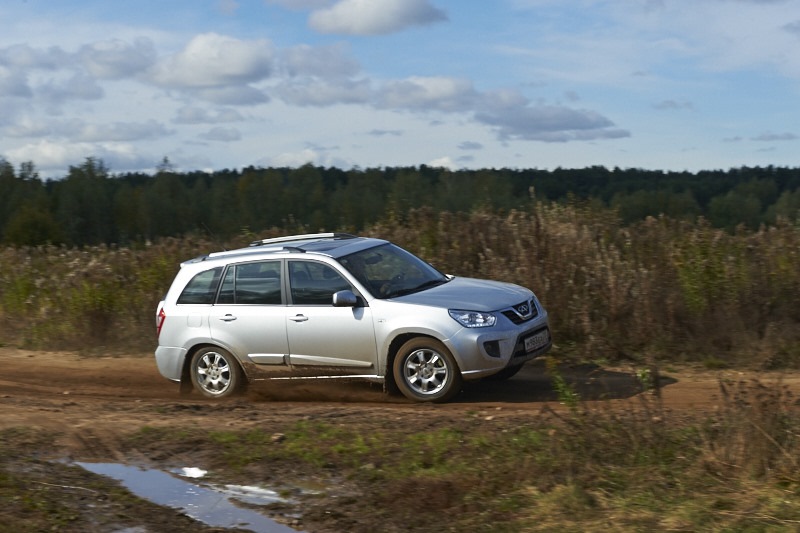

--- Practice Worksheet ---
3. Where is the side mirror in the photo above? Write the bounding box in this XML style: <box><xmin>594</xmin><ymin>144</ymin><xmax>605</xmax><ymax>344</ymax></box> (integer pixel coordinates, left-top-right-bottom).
<box><xmin>332</xmin><ymin>290</ymin><xmax>358</xmax><ymax>307</ymax></box>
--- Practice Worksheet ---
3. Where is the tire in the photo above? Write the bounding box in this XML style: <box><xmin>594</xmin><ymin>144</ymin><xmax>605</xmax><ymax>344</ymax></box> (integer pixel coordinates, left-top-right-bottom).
<box><xmin>190</xmin><ymin>347</ymin><xmax>244</xmax><ymax>399</ymax></box>
<box><xmin>393</xmin><ymin>338</ymin><xmax>462</xmax><ymax>403</ymax></box>
<box><xmin>484</xmin><ymin>363</ymin><xmax>524</xmax><ymax>381</ymax></box>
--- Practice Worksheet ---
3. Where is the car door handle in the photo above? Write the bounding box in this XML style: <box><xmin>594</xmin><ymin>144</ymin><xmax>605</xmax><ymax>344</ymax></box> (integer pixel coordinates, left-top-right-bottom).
<box><xmin>289</xmin><ymin>314</ymin><xmax>308</xmax><ymax>322</ymax></box>
<box><xmin>219</xmin><ymin>314</ymin><xmax>237</xmax><ymax>322</ymax></box>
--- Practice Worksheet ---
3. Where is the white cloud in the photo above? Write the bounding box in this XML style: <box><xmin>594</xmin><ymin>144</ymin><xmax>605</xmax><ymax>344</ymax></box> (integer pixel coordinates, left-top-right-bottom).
<box><xmin>263</xmin><ymin>0</ymin><xmax>332</xmax><ymax>10</ymax></box>
<box><xmin>147</xmin><ymin>33</ymin><xmax>274</xmax><ymax>88</ymax></box>
<box><xmin>272</xmin><ymin>42</ymin><xmax>368</xmax><ymax>106</ymax></box>
<box><xmin>173</xmin><ymin>106</ymin><xmax>244</xmax><ymax>124</ymax></box>
<box><xmin>377</xmin><ymin>76</ymin><xmax>477</xmax><ymax>112</ymax></box>
<box><xmin>192</xmin><ymin>85</ymin><xmax>270</xmax><ymax>105</ymax></box>
<box><xmin>268</xmin><ymin>148</ymin><xmax>319</xmax><ymax>166</ymax></box>
<box><xmin>7</xmin><ymin>117</ymin><xmax>173</xmax><ymax>143</ymax></box>
<box><xmin>7</xmin><ymin>139</ymin><xmax>87</xmax><ymax>168</ymax></box>
<box><xmin>458</xmin><ymin>141</ymin><xmax>483</xmax><ymax>151</ymax></box>
<box><xmin>475</xmin><ymin>104</ymin><xmax>630</xmax><ymax>143</ymax></box>
<box><xmin>3</xmin><ymin>0</ymin><xmax>800</xmax><ymax>176</ymax></box>
<box><xmin>428</xmin><ymin>156</ymin><xmax>457</xmax><ymax>169</ymax></box>
<box><xmin>502</xmin><ymin>0</ymin><xmax>800</xmax><ymax>92</ymax></box>
<box><xmin>620</xmin><ymin>0</ymin><xmax>800</xmax><ymax>78</ymax></box>
<box><xmin>653</xmin><ymin>99</ymin><xmax>694</xmax><ymax>110</ymax></box>
<box><xmin>0</xmin><ymin>43</ymin><xmax>69</xmax><ymax>70</ymax></box>
<box><xmin>218</xmin><ymin>0</ymin><xmax>240</xmax><ymax>15</ymax></box>
<box><xmin>4</xmin><ymin>115</ymin><xmax>51</xmax><ymax>138</ymax></box>
<box><xmin>751</xmin><ymin>132</ymin><xmax>798</xmax><ymax>141</ymax></box>
<box><xmin>0</xmin><ymin>66</ymin><xmax>32</xmax><ymax>98</ymax></box>
<box><xmin>275</xmin><ymin>78</ymin><xmax>370</xmax><ymax>106</ymax></box>
<box><xmin>281</xmin><ymin>43</ymin><xmax>360</xmax><ymax>78</ymax></box>
<box><xmin>79</xmin><ymin>38</ymin><xmax>156</xmax><ymax>79</ymax></box>
<box><xmin>70</xmin><ymin>120</ymin><xmax>173</xmax><ymax>142</ymax></box>
<box><xmin>785</xmin><ymin>20</ymin><xmax>800</xmax><ymax>36</ymax></box>
<box><xmin>368</xmin><ymin>129</ymin><xmax>402</xmax><ymax>137</ymax></box>
<box><xmin>199</xmin><ymin>126</ymin><xmax>242</xmax><ymax>141</ymax></box>
<box><xmin>479</xmin><ymin>88</ymin><xmax>529</xmax><ymax>111</ymax></box>
<box><xmin>308</xmin><ymin>0</ymin><xmax>447</xmax><ymax>35</ymax></box>
<box><xmin>36</xmin><ymin>73</ymin><xmax>104</xmax><ymax>103</ymax></box>
<box><xmin>6</xmin><ymin>139</ymin><xmax>152</xmax><ymax>173</ymax></box>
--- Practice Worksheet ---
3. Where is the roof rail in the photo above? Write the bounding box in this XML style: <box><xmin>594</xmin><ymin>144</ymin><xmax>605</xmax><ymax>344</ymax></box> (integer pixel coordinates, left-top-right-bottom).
<box><xmin>248</xmin><ymin>232</ymin><xmax>357</xmax><ymax>247</ymax></box>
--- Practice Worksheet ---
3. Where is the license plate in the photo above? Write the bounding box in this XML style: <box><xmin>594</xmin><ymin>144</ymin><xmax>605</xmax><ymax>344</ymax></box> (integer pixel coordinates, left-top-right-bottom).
<box><xmin>524</xmin><ymin>329</ymin><xmax>550</xmax><ymax>353</ymax></box>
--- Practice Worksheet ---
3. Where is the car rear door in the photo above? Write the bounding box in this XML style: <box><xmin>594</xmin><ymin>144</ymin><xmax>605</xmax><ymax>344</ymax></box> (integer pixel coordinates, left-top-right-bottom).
<box><xmin>208</xmin><ymin>260</ymin><xmax>290</xmax><ymax>369</ymax></box>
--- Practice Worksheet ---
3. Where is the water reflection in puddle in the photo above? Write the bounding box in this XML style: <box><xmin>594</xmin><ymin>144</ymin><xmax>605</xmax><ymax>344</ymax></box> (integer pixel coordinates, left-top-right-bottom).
<box><xmin>76</xmin><ymin>462</ymin><xmax>299</xmax><ymax>532</ymax></box>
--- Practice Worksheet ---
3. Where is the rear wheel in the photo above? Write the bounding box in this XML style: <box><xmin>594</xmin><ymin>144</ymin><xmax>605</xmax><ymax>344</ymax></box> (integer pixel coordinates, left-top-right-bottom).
<box><xmin>190</xmin><ymin>347</ymin><xmax>244</xmax><ymax>398</ymax></box>
<box><xmin>393</xmin><ymin>338</ymin><xmax>462</xmax><ymax>403</ymax></box>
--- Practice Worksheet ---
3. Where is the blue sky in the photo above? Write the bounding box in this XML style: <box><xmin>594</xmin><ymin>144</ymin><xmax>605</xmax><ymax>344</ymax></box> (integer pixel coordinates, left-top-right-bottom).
<box><xmin>1</xmin><ymin>0</ymin><xmax>799</xmax><ymax>177</ymax></box>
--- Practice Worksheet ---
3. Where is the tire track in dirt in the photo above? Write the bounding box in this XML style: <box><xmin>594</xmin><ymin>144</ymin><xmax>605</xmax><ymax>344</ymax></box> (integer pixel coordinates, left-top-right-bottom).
<box><xmin>4</xmin><ymin>345</ymin><xmax>800</xmax><ymax>462</ymax></box>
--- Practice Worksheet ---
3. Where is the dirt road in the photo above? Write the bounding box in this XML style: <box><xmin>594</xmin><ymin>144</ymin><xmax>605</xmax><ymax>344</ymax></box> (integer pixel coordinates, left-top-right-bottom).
<box><xmin>2</xmin><ymin>347</ymin><xmax>797</xmax><ymax>531</ymax></box>
<box><xmin>2</xmin><ymin>347</ymin><xmax>792</xmax><ymax>453</ymax></box>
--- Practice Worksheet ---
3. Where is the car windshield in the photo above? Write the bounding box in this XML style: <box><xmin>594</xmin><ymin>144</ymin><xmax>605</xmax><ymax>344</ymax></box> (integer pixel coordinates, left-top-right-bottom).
<box><xmin>339</xmin><ymin>243</ymin><xmax>449</xmax><ymax>299</ymax></box>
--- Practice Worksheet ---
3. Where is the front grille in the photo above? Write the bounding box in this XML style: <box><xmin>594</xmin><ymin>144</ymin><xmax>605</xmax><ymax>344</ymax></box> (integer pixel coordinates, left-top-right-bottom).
<box><xmin>501</xmin><ymin>300</ymin><xmax>538</xmax><ymax>325</ymax></box>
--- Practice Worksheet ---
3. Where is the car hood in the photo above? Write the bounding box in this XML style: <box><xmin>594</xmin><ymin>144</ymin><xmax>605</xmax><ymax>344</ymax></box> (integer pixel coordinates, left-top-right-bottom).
<box><xmin>396</xmin><ymin>277</ymin><xmax>532</xmax><ymax>311</ymax></box>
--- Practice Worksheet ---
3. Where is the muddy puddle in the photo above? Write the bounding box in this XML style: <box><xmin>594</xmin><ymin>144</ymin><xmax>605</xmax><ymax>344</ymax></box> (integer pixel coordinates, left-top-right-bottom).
<box><xmin>76</xmin><ymin>462</ymin><xmax>300</xmax><ymax>532</ymax></box>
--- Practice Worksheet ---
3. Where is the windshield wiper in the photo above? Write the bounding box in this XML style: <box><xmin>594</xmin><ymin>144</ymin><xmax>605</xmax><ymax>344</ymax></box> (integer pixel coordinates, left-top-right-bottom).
<box><xmin>390</xmin><ymin>277</ymin><xmax>448</xmax><ymax>298</ymax></box>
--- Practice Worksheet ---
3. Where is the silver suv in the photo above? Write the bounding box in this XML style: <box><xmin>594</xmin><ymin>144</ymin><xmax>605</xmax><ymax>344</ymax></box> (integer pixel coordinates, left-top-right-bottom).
<box><xmin>155</xmin><ymin>233</ymin><xmax>551</xmax><ymax>402</ymax></box>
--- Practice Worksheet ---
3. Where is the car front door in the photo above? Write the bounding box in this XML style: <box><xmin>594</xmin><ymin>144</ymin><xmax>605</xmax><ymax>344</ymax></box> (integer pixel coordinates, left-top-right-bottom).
<box><xmin>285</xmin><ymin>260</ymin><xmax>378</xmax><ymax>374</ymax></box>
<box><xmin>208</xmin><ymin>260</ymin><xmax>290</xmax><ymax>371</ymax></box>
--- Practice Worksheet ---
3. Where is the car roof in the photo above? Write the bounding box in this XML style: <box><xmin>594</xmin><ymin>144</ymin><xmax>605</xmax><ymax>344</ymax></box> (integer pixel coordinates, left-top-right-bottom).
<box><xmin>183</xmin><ymin>233</ymin><xmax>388</xmax><ymax>266</ymax></box>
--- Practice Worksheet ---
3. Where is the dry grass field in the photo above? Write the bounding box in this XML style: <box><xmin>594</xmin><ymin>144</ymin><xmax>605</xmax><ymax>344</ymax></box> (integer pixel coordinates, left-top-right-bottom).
<box><xmin>2</xmin><ymin>205</ymin><xmax>800</xmax><ymax>531</ymax></box>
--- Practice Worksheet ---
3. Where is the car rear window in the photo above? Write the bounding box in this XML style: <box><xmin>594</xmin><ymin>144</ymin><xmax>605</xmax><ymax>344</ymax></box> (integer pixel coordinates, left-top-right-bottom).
<box><xmin>177</xmin><ymin>267</ymin><xmax>223</xmax><ymax>304</ymax></box>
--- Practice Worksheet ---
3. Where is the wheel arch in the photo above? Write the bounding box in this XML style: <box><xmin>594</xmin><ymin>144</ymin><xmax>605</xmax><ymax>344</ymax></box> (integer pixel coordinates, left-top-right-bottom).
<box><xmin>389</xmin><ymin>335</ymin><xmax>463</xmax><ymax>402</ymax></box>
<box><xmin>384</xmin><ymin>332</ymin><xmax>458</xmax><ymax>395</ymax></box>
<box><xmin>180</xmin><ymin>343</ymin><xmax>250</xmax><ymax>393</ymax></box>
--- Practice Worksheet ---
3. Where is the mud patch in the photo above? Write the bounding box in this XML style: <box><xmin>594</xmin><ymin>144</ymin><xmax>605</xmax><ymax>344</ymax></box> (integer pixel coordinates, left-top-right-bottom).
<box><xmin>76</xmin><ymin>462</ymin><xmax>299</xmax><ymax>532</ymax></box>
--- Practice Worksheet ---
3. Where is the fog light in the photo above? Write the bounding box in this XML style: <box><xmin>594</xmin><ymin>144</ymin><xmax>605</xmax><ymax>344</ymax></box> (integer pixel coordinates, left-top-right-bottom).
<box><xmin>483</xmin><ymin>340</ymin><xmax>501</xmax><ymax>358</ymax></box>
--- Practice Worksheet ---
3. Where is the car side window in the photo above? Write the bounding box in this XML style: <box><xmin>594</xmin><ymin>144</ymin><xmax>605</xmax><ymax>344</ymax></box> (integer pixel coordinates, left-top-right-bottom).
<box><xmin>217</xmin><ymin>261</ymin><xmax>282</xmax><ymax>305</ymax></box>
<box><xmin>289</xmin><ymin>261</ymin><xmax>351</xmax><ymax>305</ymax></box>
<box><xmin>176</xmin><ymin>267</ymin><xmax>223</xmax><ymax>304</ymax></box>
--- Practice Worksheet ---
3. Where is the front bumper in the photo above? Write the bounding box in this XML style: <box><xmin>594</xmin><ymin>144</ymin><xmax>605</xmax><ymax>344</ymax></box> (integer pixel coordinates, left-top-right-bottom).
<box><xmin>446</xmin><ymin>313</ymin><xmax>552</xmax><ymax>380</ymax></box>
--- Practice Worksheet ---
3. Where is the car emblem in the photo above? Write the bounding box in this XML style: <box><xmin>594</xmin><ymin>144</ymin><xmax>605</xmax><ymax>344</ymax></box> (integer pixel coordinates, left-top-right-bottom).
<box><xmin>517</xmin><ymin>304</ymin><xmax>529</xmax><ymax>315</ymax></box>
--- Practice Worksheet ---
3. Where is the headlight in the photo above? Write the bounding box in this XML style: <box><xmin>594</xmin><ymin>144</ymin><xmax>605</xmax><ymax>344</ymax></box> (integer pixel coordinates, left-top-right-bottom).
<box><xmin>449</xmin><ymin>309</ymin><xmax>496</xmax><ymax>328</ymax></box>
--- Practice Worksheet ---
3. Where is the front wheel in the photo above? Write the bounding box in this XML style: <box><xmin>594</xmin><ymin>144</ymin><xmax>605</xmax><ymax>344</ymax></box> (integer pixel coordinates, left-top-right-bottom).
<box><xmin>190</xmin><ymin>347</ymin><xmax>244</xmax><ymax>398</ymax></box>
<box><xmin>393</xmin><ymin>338</ymin><xmax>462</xmax><ymax>403</ymax></box>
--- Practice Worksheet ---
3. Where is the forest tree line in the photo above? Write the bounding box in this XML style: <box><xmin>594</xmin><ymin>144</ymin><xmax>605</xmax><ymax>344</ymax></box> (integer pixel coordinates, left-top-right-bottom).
<box><xmin>2</xmin><ymin>157</ymin><xmax>800</xmax><ymax>247</ymax></box>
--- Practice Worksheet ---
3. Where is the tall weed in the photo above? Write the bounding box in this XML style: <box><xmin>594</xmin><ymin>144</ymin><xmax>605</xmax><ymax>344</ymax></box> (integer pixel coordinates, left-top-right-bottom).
<box><xmin>371</xmin><ymin>205</ymin><xmax>800</xmax><ymax>366</ymax></box>
<box><xmin>702</xmin><ymin>378</ymin><xmax>799</xmax><ymax>479</ymax></box>
<box><xmin>1</xmin><ymin>205</ymin><xmax>798</xmax><ymax>365</ymax></box>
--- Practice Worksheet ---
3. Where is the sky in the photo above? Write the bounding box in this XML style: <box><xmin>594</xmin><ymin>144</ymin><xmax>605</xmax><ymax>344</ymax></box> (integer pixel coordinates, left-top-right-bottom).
<box><xmin>1</xmin><ymin>0</ymin><xmax>800</xmax><ymax>178</ymax></box>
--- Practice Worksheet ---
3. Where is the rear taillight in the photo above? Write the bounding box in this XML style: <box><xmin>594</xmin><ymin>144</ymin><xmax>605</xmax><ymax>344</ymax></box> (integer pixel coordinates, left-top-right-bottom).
<box><xmin>156</xmin><ymin>307</ymin><xmax>166</xmax><ymax>338</ymax></box>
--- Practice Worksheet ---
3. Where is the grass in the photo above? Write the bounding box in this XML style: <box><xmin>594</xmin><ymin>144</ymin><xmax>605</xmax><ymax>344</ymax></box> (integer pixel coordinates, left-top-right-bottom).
<box><xmin>2</xmin><ymin>376</ymin><xmax>800</xmax><ymax>531</ymax></box>
<box><xmin>68</xmin><ymin>378</ymin><xmax>789</xmax><ymax>531</ymax></box>
<box><xmin>0</xmin><ymin>428</ymin><xmax>206</xmax><ymax>532</ymax></box>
